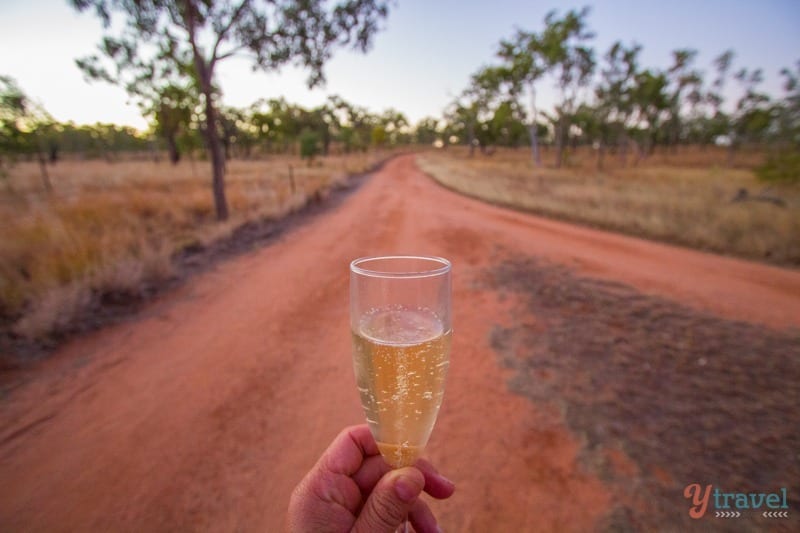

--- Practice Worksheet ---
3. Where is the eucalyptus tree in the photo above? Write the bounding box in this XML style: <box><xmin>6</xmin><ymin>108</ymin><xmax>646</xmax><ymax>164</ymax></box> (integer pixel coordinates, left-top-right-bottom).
<box><xmin>776</xmin><ymin>61</ymin><xmax>800</xmax><ymax>147</ymax></box>
<box><xmin>248</xmin><ymin>98</ymin><xmax>278</xmax><ymax>154</ymax></box>
<box><xmin>728</xmin><ymin>67</ymin><xmax>771</xmax><ymax>163</ymax></box>
<box><xmin>704</xmin><ymin>50</ymin><xmax>735</xmax><ymax>146</ymax></box>
<box><xmin>327</xmin><ymin>96</ymin><xmax>374</xmax><ymax>152</ymax></box>
<box><xmin>758</xmin><ymin>60</ymin><xmax>800</xmax><ymax>182</ymax></box>
<box><xmin>377</xmin><ymin>108</ymin><xmax>409</xmax><ymax>145</ymax></box>
<box><xmin>144</xmin><ymin>83</ymin><xmax>196</xmax><ymax>164</ymax></box>
<box><xmin>664</xmin><ymin>48</ymin><xmax>701</xmax><ymax>152</ymax></box>
<box><xmin>0</xmin><ymin>76</ymin><xmax>54</xmax><ymax>190</ymax></box>
<box><xmin>538</xmin><ymin>7</ymin><xmax>595</xmax><ymax>168</ymax></box>
<box><xmin>72</xmin><ymin>0</ymin><xmax>391</xmax><ymax>220</ymax></box>
<box><xmin>450</xmin><ymin>65</ymin><xmax>507</xmax><ymax>155</ymax></box>
<box><xmin>413</xmin><ymin>117</ymin><xmax>440</xmax><ymax>146</ymax></box>
<box><xmin>0</xmin><ymin>76</ymin><xmax>28</xmax><ymax>171</ymax></box>
<box><xmin>497</xmin><ymin>30</ymin><xmax>548</xmax><ymax>164</ymax></box>
<box><xmin>487</xmin><ymin>99</ymin><xmax>529</xmax><ymax>148</ymax></box>
<box><xmin>309</xmin><ymin>103</ymin><xmax>339</xmax><ymax>155</ymax></box>
<box><xmin>595</xmin><ymin>41</ymin><xmax>641</xmax><ymax>166</ymax></box>
<box><xmin>631</xmin><ymin>68</ymin><xmax>670</xmax><ymax>156</ymax></box>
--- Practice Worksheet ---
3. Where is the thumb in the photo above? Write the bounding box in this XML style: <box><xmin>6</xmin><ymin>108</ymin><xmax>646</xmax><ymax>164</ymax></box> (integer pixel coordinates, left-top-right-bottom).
<box><xmin>352</xmin><ymin>467</ymin><xmax>425</xmax><ymax>533</ymax></box>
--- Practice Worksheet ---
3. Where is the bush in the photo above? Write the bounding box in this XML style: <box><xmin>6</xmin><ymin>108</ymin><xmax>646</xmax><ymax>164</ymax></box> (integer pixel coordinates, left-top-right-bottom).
<box><xmin>756</xmin><ymin>150</ymin><xmax>800</xmax><ymax>183</ymax></box>
<box><xmin>299</xmin><ymin>130</ymin><xmax>320</xmax><ymax>165</ymax></box>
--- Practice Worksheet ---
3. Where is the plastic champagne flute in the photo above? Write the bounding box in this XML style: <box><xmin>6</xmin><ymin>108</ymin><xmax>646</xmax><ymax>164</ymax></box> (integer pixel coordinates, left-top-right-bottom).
<box><xmin>350</xmin><ymin>256</ymin><xmax>452</xmax><ymax>530</ymax></box>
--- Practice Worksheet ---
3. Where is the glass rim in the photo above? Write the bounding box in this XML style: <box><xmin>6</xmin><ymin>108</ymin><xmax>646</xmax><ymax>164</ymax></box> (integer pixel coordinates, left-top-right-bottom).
<box><xmin>350</xmin><ymin>255</ymin><xmax>451</xmax><ymax>279</ymax></box>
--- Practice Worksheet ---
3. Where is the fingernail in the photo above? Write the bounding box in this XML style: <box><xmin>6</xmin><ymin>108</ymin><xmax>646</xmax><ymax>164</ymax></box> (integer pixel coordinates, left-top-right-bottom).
<box><xmin>394</xmin><ymin>475</ymin><xmax>420</xmax><ymax>503</ymax></box>
<box><xmin>435</xmin><ymin>472</ymin><xmax>454</xmax><ymax>489</ymax></box>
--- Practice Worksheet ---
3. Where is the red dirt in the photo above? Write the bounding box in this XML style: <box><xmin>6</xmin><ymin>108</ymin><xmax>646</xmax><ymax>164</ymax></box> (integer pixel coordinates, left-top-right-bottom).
<box><xmin>1</xmin><ymin>154</ymin><xmax>798</xmax><ymax>531</ymax></box>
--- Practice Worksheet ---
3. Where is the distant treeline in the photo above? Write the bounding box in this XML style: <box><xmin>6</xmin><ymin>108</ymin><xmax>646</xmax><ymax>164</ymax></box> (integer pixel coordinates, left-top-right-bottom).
<box><xmin>447</xmin><ymin>7</ymin><xmax>799</xmax><ymax>174</ymax></box>
<box><xmin>2</xmin><ymin>6</ymin><xmax>798</xmax><ymax>185</ymax></box>
<box><xmin>0</xmin><ymin>87</ymin><xmax>422</xmax><ymax>165</ymax></box>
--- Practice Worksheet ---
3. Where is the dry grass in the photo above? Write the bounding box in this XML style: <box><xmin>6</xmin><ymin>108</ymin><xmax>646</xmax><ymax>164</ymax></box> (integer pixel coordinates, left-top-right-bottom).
<box><xmin>417</xmin><ymin>146</ymin><xmax>800</xmax><ymax>266</ymax></box>
<box><xmin>1</xmin><ymin>153</ymin><xmax>383</xmax><ymax>342</ymax></box>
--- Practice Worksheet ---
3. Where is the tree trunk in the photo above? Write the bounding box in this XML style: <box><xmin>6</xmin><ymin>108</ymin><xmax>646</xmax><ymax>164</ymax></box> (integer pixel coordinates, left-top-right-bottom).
<box><xmin>618</xmin><ymin>129</ymin><xmax>628</xmax><ymax>168</ymax></box>
<box><xmin>727</xmin><ymin>142</ymin><xmax>736</xmax><ymax>167</ymax></box>
<box><xmin>288</xmin><ymin>164</ymin><xmax>296</xmax><ymax>196</ymax></box>
<box><xmin>323</xmin><ymin>131</ymin><xmax>331</xmax><ymax>156</ymax></box>
<box><xmin>596</xmin><ymin>141</ymin><xmax>605</xmax><ymax>172</ymax></box>
<box><xmin>166</xmin><ymin>134</ymin><xmax>181</xmax><ymax>165</ymax></box>
<box><xmin>49</xmin><ymin>143</ymin><xmax>59</xmax><ymax>164</ymax></box>
<box><xmin>200</xmin><ymin>77</ymin><xmax>228</xmax><ymax>221</ymax></box>
<box><xmin>35</xmin><ymin>135</ymin><xmax>52</xmax><ymax>193</ymax></box>
<box><xmin>555</xmin><ymin>117</ymin><xmax>564</xmax><ymax>169</ymax></box>
<box><xmin>529</xmin><ymin>84</ymin><xmax>541</xmax><ymax>166</ymax></box>
<box><xmin>468</xmin><ymin>120</ymin><xmax>476</xmax><ymax>157</ymax></box>
<box><xmin>37</xmin><ymin>152</ymin><xmax>52</xmax><ymax>193</ymax></box>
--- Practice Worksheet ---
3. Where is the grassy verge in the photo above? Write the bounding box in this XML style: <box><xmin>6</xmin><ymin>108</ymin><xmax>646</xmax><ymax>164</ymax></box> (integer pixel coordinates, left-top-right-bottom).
<box><xmin>1</xmin><ymin>153</ymin><xmax>384</xmax><ymax>350</ymax></box>
<box><xmin>417</xmin><ymin>147</ymin><xmax>800</xmax><ymax>266</ymax></box>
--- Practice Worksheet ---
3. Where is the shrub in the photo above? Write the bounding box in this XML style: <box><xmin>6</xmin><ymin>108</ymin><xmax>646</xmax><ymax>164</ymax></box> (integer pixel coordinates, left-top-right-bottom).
<box><xmin>756</xmin><ymin>150</ymin><xmax>800</xmax><ymax>183</ymax></box>
<box><xmin>299</xmin><ymin>130</ymin><xmax>320</xmax><ymax>165</ymax></box>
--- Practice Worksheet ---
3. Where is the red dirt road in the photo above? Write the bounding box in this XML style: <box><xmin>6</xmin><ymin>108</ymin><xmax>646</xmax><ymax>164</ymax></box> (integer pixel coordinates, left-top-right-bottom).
<box><xmin>1</xmin><ymin>155</ymin><xmax>798</xmax><ymax>531</ymax></box>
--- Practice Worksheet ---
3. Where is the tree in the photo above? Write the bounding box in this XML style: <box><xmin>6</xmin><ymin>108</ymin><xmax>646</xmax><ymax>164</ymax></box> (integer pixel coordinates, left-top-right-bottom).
<box><xmin>631</xmin><ymin>68</ymin><xmax>670</xmax><ymax>157</ymax></box>
<box><xmin>663</xmin><ymin>49</ymin><xmax>700</xmax><ymax>152</ymax></box>
<box><xmin>595</xmin><ymin>41</ymin><xmax>641</xmax><ymax>167</ymax></box>
<box><xmin>487</xmin><ymin>99</ymin><xmax>528</xmax><ymax>148</ymax></box>
<box><xmin>493</xmin><ymin>8</ymin><xmax>595</xmax><ymax>167</ymax></box>
<box><xmin>299</xmin><ymin>129</ymin><xmax>320</xmax><ymax>164</ymax></box>
<box><xmin>145</xmin><ymin>83</ymin><xmax>196</xmax><ymax>164</ymax></box>
<box><xmin>0</xmin><ymin>76</ymin><xmax>55</xmax><ymax>191</ymax></box>
<box><xmin>756</xmin><ymin>62</ymin><xmax>800</xmax><ymax>183</ymax></box>
<box><xmin>370</xmin><ymin>124</ymin><xmax>386</xmax><ymax>148</ymax></box>
<box><xmin>539</xmin><ymin>7</ymin><xmax>595</xmax><ymax>168</ymax></box>
<box><xmin>728</xmin><ymin>67</ymin><xmax>771</xmax><ymax>164</ymax></box>
<box><xmin>0</xmin><ymin>76</ymin><xmax>27</xmax><ymax>177</ymax></box>
<box><xmin>72</xmin><ymin>0</ymin><xmax>391</xmax><ymax>220</ymax></box>
<box><xmin>703</xmin><ymin>50</ymin><xmax>734</xmax><ymax>147</ymax></box>
<box><xmin>453</xmin><ymin>66</ymin><xmax>506</xmax><ymax>156</ymax></box>
<box><xmin>376</xmin><ymin>109</ymin><xmax>409</xmax><ymax>145</ymax></box>
<box><xmin>329</xmin><ymin>96</ymin><xmax>374</xmax><ymax>153</ymax></box>
<box><xmin>414</xmin><ymin>117</ymin><xmax>441</xmax><ymax>146</ymax></box>
<box><xmin>497</xmin><ymin>28</ymin><xmax>548</xmax><ymax>164</ymax></box>
<box><xmin>775</xmin><ymin>60</ymin><xmax>800</xmax><ymax>147</ymax></box>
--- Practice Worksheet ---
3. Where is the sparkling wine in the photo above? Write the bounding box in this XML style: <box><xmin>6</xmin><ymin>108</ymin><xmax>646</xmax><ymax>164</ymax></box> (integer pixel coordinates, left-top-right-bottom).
<box><xmin>352</xmin><ymin>306</ymin><xmax>451</xmax><ymax>467</ymax></box>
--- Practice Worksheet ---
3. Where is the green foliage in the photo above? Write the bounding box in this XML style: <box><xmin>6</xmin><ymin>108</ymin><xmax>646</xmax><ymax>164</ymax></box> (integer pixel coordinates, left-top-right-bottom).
<box><xmin>1</xmin><ymin>76</ymin><xmax>27</xmax><ymax>155</ymax></box>
<box><xmin>757</xmin><ymin>151</ymin><xmax>800</xmax><ymax>183</ymax></box>
<box><xmin>299</xmin><ymin>129</ymin><xmax>320</xmax><ymax>163</ymax></box>
<box><xmin>0</xmin><ymin>75</ymin><xmax>57</xmax><ymax>189</ymax></box>
<box><xmin>440</xmin><ymin>8</ymin><xmax>800</xmax><ymax>162</ymax></box>
<box><xmin>71</xmin><ymin>0</ymin><xmax>391</xmax><ymax>220</ymax></box>
<box><xmin>0</xmin><ymin>76</ymin><xmax>53</xmax><ymax>155</ymax></box>
<box><xmin>50</xmin><ymin>122</ymin><xmax>149</xmax><ymax>158</ymax></box>
<box><xmin>146</xmin><ymin>83</ymin><xmax>197</xmax><ymax>164</ymax></box>
<box><xmin>414</xmin><ymin>117</ymin><xmax>440</xmax><ymax>145</ymax></box>
<box><xmin>370</xmin><ymin>125</ymin><xmax>386</xmax><ymax>147</ymax></box>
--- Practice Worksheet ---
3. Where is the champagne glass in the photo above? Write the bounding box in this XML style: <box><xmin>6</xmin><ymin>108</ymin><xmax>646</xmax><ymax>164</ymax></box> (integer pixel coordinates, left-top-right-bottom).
<box><xmin>350</xmin><ymin>256</ymin><xmax>452</xmax><ymax>472</ymax></box>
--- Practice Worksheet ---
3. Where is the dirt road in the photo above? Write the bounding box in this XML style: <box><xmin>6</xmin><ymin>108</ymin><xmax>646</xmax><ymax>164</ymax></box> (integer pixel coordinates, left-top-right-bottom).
<box><xmin>1</xmin><ymin>154</ymin><xmax>798</xmax><ymax>531</ymax></box>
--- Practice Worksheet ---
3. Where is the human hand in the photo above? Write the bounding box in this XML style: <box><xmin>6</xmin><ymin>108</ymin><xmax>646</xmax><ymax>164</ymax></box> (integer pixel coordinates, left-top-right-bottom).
<box><xmin>287</xmin><ymin>425</ymin><xmax>455</xmax><ymax>532</ymax></box>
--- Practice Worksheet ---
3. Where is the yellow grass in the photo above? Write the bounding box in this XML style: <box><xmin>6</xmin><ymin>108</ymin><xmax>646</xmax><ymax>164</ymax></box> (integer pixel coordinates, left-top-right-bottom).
<box><xmin>417</xmin><ymin>147</ymin><xmax>800</xmax><ymax>266</ymax></box>
<box><xmin>1</xmin><ymin>153</ymin><xmax>383</xmax><ymax>340</ymax></box>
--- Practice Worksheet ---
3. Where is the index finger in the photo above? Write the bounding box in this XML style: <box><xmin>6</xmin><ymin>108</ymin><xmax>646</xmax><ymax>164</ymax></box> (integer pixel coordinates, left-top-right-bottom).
<box><xmin>320</xmin><ymin>424</ymin><xmax>381</xmax><ymax>477</ymax></box>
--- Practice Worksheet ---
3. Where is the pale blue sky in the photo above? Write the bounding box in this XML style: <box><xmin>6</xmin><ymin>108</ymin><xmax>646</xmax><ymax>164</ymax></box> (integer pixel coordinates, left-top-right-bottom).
<box><xmin>1</xmin><ymin>0</ymin><xmax>798</xmax><ymax>130</ymax></box>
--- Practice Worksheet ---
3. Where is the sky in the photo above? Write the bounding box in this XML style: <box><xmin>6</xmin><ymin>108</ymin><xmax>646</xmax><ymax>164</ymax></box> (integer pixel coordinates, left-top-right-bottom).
<box><xmin>1</xmin><ymin>0</ymin><xmax>799</xmax><ymax>131</ymax></box>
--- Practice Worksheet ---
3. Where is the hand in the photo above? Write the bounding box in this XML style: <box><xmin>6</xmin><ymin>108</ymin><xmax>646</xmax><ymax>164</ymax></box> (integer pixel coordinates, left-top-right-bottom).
<box><xmin>287</xmin><ymin>425</ymin><xmax>455</xmax><ymax>532</ymax></box>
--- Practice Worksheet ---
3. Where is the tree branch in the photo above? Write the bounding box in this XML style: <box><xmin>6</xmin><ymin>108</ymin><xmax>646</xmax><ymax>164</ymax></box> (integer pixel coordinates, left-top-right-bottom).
<box><xmin>215</xmin><ymin>44</ymin><xmax>249</xmax><ymax>63</ymax></box>
<box><xmin>210</xmin><ymin>0</ymin><xmax>252</xmax><ymax>68</ymax></box>
<box><xmin>179</xmin><ymin>0</ymin><xmax>208</xmax><ymax>81</ymax></box>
